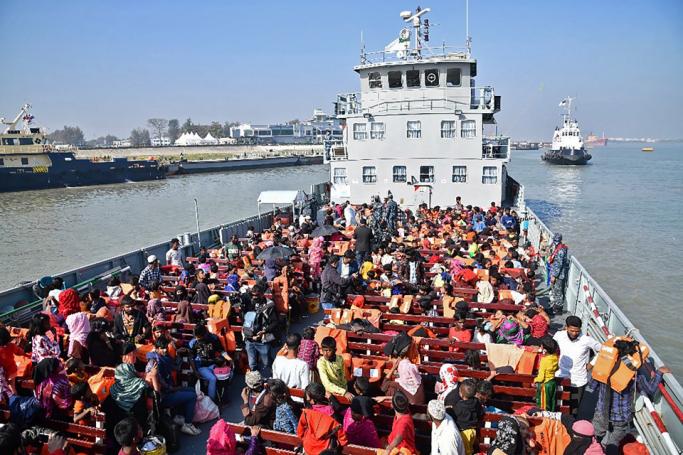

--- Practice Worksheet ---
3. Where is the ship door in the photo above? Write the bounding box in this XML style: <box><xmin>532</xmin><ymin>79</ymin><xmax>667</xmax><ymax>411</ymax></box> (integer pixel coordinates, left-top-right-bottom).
<box><xmin>411</xmin><ymin>185</ymin><xmax>432</xmax><ymax>208</ymax></box>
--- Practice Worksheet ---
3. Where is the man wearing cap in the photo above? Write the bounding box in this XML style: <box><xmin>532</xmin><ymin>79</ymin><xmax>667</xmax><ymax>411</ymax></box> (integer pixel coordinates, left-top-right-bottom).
<box><xmin>139</xmin><ymin>255</ymin><xmax>161</xmax><ymax>289</ymax></box>
<box><xmin>428</xmin><ymin>399</ymin><xmax>465</xmax><ymax>455</ymax></box>
<box><xmin>548</xmin><ymin>233</ymin><xmax>568</xmax><ymax>312</ymax></box>
<box><xmin>240</xmin><ymin>370</ymin><xmax>275</xmax><ymax>427</ymax></box>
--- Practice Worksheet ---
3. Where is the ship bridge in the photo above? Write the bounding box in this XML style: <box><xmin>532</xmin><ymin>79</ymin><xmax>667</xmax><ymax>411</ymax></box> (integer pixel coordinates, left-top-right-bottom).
<box><xmin>328</xmin><ymin>7</ymin><xmax>509</xmax><ymax>209</ymax></box>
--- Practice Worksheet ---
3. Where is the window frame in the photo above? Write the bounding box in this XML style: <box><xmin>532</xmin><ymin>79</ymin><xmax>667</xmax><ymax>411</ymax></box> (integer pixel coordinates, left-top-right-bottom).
<box><xmin>353</xmin><ymin>123</ymin><xmax>368</xmax><ymax>141</ymax></box>
<box><xmin>482</xmin><ymin>166</ymin><xmax>498</xmax><ymax>184</ymax></box>
<box><xmin>406</xmin><ymin>69</ymin><xmax>420</xmax><ymax>88</ymax></box>
<box><xmin>370</xmin><ymin>122</ymin><xmax>385</xmax><ymax>140</ymax></box>
<box><xmin>406</xmin><ymin>120</ymin><xmax>422</xmax><ymax>139</ymax></box>
<box><xmin>362</xmin><ymin>166</ymin><xmax>377</xmax><ymax>184</ymax></box>
<box><xmin>446</xmin><ymin>68</ymin><xmax>462</xmax><ymax>87</ymax></box>
<box><xmin>388</xmin><ymin>71</ymin><xmax>403</xmax><ymax>88</ymax></box>
<box><xmin>440</xmin><ymin>120</ymin><xmax>456</xmax><ymax>139</ymax></box>
<box><xmin>21</xmin><ymin>157</ymin><xmax>29</xmax><ymax>165</ymax></box>
<box><xmin>333</xmin><ymin>167</ymin><xmax>347</xmax><ymax>184</ymax></box>
<box><xmin>461</xmin><ymin>119</ymin><xmax>477</xmax><ymax>138</ymax></box>
<box><xmin>368</xmin><ymin>71</ymin><xmax>382</xmax><ymax>89</ymax></box>
<box><xmin>419</xmin><ymin>165</ymin><xmax>434</xmax><ymax>183</ymax></box>
<box><xmin>393</xmin><ymin>165</ymin><xmax>407</xmax><ymax>183</ymax></box>
<box><xmin>452</xmin><ymin>165</ymin><xmax>467</xmax><ymax>183</ymax></box>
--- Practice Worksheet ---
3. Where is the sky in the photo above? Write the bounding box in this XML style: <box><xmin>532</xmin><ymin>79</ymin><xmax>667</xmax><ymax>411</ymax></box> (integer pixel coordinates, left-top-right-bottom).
<box><xmin>1</xmin><ymin>0</ymin><xmax>681</xmax><ymax>140</ymax></box>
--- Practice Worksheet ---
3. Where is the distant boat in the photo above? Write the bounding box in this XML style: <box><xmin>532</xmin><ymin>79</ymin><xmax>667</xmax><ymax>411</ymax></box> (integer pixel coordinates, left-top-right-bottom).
<box><xmin>642</xmin><ymin>147</ymin><xmax>654</xmax><ymax>152</ymax></box>
<box><xmin>542</xmin><ymin>97</ymin><xmax>592</xmax><ymax>165</ymax></box>
<box><xmin>585</xmin><ymin>132</ymin><xmax>608</xmax><ymax>147</ymax></box>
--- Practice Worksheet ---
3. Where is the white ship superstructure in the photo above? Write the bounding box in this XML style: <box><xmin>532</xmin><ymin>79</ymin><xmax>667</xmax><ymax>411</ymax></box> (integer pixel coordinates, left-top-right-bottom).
<box><xmin>542</xmin><ymin>97</ymin><xmax>592</xmax><ymax>165</ymax></box>
<box><xmin>327</xmin><ymin>7</ymin><xmax>509</xmax><ymax>208</ymax></box>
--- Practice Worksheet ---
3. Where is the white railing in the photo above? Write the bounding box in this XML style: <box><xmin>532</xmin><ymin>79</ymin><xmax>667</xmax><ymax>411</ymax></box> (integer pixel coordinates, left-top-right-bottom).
<box><xmin>521</xmin><ymin>200</ymin><xmax>683</xmax><ymax>454</ymax></box>
<box><xmin>482</xmin><ymin>136</ymin><xmax>510</xmax><ymax>160</ymax></box>
<box><xmin>359</xmin><ymin>45</ymin><xmax>469</xmax><ymax>65</ymax></box>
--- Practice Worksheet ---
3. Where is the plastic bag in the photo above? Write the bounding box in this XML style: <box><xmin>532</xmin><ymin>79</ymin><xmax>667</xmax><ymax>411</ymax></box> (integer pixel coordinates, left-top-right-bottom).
<box><xmin>193</xmin><ymin>381</ymin><xmax>219</xmax><ymax>423</ymax></box>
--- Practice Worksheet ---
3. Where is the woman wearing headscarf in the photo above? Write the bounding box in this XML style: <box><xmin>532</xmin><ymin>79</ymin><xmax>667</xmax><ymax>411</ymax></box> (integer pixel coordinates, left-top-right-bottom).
<box><xmin>308</xmin><ymin>237</ymin><xmax>326</xmax><ymax>279</ymax></box>
<box><xmin>565</xmin><ymin>420</ymin><xmax>604</xmax><ymax>455</ymax></box>
<box><xmin>34</xmin><ymin>357</ymin><xmax>73</xmax><ymax>418</ymax></box>
<box><xmin>109</xmin><ymin>362</ymin><xmax>149</xmax><ymax>416</ymax></box>
<box><xmin>65</xmin><ymin>310</ymin><xmax>91</xmax><ymax>360</ymax></box>
<box><xmin>497</xmin><ymin>319</ymin><xmax>525</xmax><ymax>346</ymax></box>
<box><xmin>381</xmin><ymin>352</ymin><xmax>426</xmax><ymax>405</ymax></box>
<box><xmin>57</xmin><ymin>288</ymin><xmax>81</xmax><ymax>318</ymax></box>
<box><xmin>436</xmin><ymin>363</ymin><xmax>460</xmax><ymax>404</ymax></box>
<box><xmin>343</xmin><ymin>395</ymin><xmax>381</xmax><ymax>448</ymax></box>
<box><xmin>174</xmin><ymin>300</ymin><xmax>193</xmax><ymax>324</ymax></box>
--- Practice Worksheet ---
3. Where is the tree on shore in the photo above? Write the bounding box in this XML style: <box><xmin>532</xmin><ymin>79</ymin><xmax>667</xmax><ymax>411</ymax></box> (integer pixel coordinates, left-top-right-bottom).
<box><xmin>147</xmin><ymin>118</ymin><xmax>168</xmax><ymax>140</ymax></box>
<box><xmin>130</xmin><ymin>128</ymin><xmax>151</xmax><ymax>146</ymax></box>
<box><xmin>167</xmin><ymin>119</ymin><xmax>180</xmax><ymax>143</ymax></box>
<box><xmin>181</xmin><ymin>118</ymin><xmax>194</xmax><ymax>134</ymax></box>
<box><xmin>47</xmin><ymin>126</ymin><xmax>85</xmax><ymax>145</ymax></box>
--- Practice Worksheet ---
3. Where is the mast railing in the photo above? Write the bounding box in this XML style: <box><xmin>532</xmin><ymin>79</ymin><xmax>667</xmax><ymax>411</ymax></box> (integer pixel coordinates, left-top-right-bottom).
<box><xmin>359</xmin><ymin>45</ymin><xmax>469</xmax><ymax>66</ymax></box>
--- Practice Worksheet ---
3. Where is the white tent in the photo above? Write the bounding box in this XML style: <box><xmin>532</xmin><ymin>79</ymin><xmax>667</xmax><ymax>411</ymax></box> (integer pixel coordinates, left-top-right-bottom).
<box><xmin>202</xmin><ymin>133</ymin><xmax>218</xmax><ymax>145</ymax></box>
<box><xmin>174</xmin><ymin>132</ymin><xmax>203</xmax><ymax>146</ymax></box>
<box><xmin>256</xmin><ymin>190</ymin><xmax>308</xmax><ymax>227</ymax></box>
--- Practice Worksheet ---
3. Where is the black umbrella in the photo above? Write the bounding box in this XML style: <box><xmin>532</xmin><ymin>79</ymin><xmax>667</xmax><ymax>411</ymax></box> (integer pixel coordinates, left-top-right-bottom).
<box><xmin>311</xmin><ymin>225</ymin><xmax>339</xmax><ymax>238</ymax></box>
<box><xmin>256</xmin><ymin>245</ymin><xmax>295</xmax><ymax>261</ymax></box>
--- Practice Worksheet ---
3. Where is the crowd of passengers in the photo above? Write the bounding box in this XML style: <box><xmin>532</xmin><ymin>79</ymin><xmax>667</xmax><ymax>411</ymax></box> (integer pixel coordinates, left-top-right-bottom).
<box><xmin>0</xmin><ymin>196</ymin><xmax>672</xmax><ymax>455</ymax></box>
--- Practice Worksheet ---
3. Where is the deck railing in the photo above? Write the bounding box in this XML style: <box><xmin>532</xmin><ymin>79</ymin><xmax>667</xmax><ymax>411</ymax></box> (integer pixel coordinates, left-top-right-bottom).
<box><xmin>522</xmin><ymin>200</ymin><xmax>683</xmax><ymax>454</ymax></box>
<box><xmin>359</xmin><ymin>45</ymin><xmax>469</xmax><ymax>65</ymax></box>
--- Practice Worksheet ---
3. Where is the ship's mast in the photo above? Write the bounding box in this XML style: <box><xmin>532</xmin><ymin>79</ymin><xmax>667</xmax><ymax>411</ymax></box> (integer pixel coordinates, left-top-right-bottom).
<box><xmin>560</xmin><ymin>96</ymin><xmax>573</xmax><ymax>125</ymax></box>
<box><xmin>0</xmin><ymin>103</ymin><xmax>32</xmax><ymax>133</ymax></box>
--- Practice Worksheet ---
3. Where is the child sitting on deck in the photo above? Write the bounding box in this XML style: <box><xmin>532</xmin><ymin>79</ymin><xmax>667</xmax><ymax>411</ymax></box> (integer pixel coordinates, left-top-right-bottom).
<box><xmin>317</xmin><ymin>336</ymin><xmax>353</xmax><ymax>400</ymax></box>
<box><xmin>534</xmin><ymin>338</ymin><xmax>559</xmax><ymax>411</ymax></box>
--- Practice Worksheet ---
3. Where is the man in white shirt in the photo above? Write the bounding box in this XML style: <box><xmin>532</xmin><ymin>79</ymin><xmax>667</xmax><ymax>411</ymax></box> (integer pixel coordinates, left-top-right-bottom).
<box><xmin>165</xmin><ymin>238</ymin><xmax>184</xmax><ymax>268</ymax></box>
<box><xmin>428</xmin><ymin>399</ymin><xmax>465</xmax><ymax>455</ymax></box>
<box><xmin>553</xmin><ymin>315</ymin><xmax>602</xmax><ymax>406</ymax></box>
<box><xmin>272</xmin><ymin>333</ymin><xmax>310</xmax><ymax>394</ymax></box>
<box><xmin>343</xmin><ymin>201</ymin><xmax>357</xmax><ymax>227</ymax></box>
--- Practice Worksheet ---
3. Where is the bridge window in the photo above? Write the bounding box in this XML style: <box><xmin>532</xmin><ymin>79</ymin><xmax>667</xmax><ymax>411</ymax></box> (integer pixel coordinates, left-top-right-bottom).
<box><xmin>0</xmin><ymin>158</ymin><xmax>4</xmax><ymax>166</ymax></box>
<box><xmin>425</xmin><ymin>69</ymin><xmax>439</xmax><ymax>87</ymax></box>
<box><xmin>482</xmin><ymin>166</ymin><xmax>498</xmax><ymax>184</ymax></box>
<box><xmin>19</xmin><ymin>138</ymin><xmax>34</xmax><ymax>145</ymax></box>
<box><xmin>406</xmin><ymin>70</ymin><xmax>420</xmax><ymax>87</ymax></box>
<box><xmin>407</xmin><ymin>121</ymin><xmax>421</xmax><ymax>139</ymax></box>
<box><xmin>452</xmin><ymin>166</ymin><xmax>467</xmax><ymax>183</ymax></box>
<box><xmin>420</xmin><ymin>166</ymin><xmax>434</xmax><ymax>183</ymax></box>
<box><xmin>369</xmin><ymin>72</ymin><xmax>382</xmax><ymax>89</ymax></box>
<box><xmin>461</xmin><ymin>120</ymin><xmax>476</xmax><ymax>138</ymax></box>
<box><xmin>353</xmin><ymin>123</ymin><xmax>367</xmax><ymax>140</ymax></box>
<box><xmin>447</xmin><ymin>68</ymin><xmax>461</xmax><ymax>87</ymax></box>
<box><xmin>333</xmin><ymin>167</ymin><xmax>347</xmax><ymax>184</ymax></box>
<box><xmin>388</xmin><ymin>71</ymin><xmax>403</xmax><ymax>88</ymax></box>
<box><xmin>21</xmin><ymin>157</ymin><xmax>29</xmax><ymax>165</ymax></box>
<box><xmin>441</xmin><ymin>120</ymin><xmax>456</xmax><ymax>138</ymax></box>
<box><xmin>362</xmin><ymin>166</ymin><xmax>377</xmax><ymax>183</ymax></box>
<box><xmin>370</xmin><ymin>122</ymin><xmax>385</xmax><ymax>140</ymax></box>
<box><xmin>2</xmin><ymin>138</ymin><xmax>19</xmax><ymax>146</ymax></box>
<box><xmin>393</xmin><ymin>166</ymin><xmax>407</xmax><ymax>183</ymax></box>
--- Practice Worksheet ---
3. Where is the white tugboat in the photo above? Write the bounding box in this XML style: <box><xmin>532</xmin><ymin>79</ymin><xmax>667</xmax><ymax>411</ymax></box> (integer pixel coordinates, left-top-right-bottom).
<box><xmin>326</xmin><ymin>6</ymin><xmax>510</xmax><ymax>208</ymax></box>
<box><xmin>542</xmin><ymin>97</ymin><xmax>592</xmax><ymax>165</ymax></box>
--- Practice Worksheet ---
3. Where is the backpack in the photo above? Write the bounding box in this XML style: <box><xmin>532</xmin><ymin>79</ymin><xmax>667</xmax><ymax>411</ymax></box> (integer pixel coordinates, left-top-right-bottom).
<box><xmin>383</xmin><ymin>331</ymin><xmax>412</xmax><ymax>358</ymax></box>
<box><xmin>9</xmin><ymin>395</ymin><xmax>42</xmax><ymax>427</ymax></box>
<box><xmin>242</xmin><ymin>311</ymin><xmax>257</xmax><ymax>339</ymax></box>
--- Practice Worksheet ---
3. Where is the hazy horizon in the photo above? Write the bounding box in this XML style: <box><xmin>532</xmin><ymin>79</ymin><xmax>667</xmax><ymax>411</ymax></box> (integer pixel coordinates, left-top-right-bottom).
<box><xmin>1</xmin><ymin>0</ymin><xmax>681</xmax><ymax>140</ymax></box>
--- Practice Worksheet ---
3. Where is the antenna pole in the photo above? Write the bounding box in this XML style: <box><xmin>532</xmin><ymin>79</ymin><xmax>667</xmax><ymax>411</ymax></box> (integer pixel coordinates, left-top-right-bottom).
<box><xmin>465</xmin><ymin>0</ymin><xmax>471</xmax><ymax>56</ymax></box>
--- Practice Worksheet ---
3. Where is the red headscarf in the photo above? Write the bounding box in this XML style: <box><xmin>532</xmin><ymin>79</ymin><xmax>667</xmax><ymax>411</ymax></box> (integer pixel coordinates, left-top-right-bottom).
<box><xmin>58</xmin><ymin>289</ymin><xmax>80</xmax><ymax>317</ymax></box>
<box><xmin>206</xmin><ymin>419</ymin><xmax>237</xmax><ymax>455</ymax></box>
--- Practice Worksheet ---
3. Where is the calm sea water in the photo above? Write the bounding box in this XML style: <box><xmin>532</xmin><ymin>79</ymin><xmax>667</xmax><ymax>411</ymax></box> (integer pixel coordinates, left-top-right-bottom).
<box><xmin>509</xmin><ymin>143</ymin><xmax>683</xmax><ymax>376</ymax></box>
<box><xmin>1</xmin><ymin>146</ymin><xmax>681</xmax><ymax>375</ymax></box>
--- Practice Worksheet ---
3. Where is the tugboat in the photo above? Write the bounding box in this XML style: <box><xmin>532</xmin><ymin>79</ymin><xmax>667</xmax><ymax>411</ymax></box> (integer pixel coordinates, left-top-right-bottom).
<box><xmin>0</xmin><ymin>104</ymin><xmax>166</xmax><ymax>193</ymax></box>
<box><xmin>542</xmin><ymin>97</ymin><xmax>592</xmax><ymax>165</ymax></box>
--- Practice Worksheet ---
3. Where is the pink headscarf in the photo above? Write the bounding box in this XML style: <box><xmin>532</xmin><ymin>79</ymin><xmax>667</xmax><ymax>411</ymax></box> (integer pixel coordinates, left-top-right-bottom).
<box><xmin>65</xmin><ymin>312</ymin><xmax>90</xmax><ymax>356</ymax></box>
<box><xmin>396</xmin><ymin>358</ymin><xmax>421</xmax><ymax>396</ymax></box>
<box><xmin>206</xmin><ymin>419</ymin><xmax>237</xmax><ymax>455</ymax></box>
